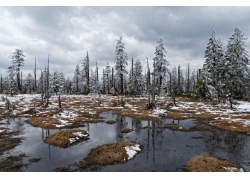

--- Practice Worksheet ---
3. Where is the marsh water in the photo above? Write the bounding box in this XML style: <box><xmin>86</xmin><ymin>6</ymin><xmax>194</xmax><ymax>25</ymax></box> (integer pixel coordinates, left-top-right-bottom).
<box><xmin>1</xmin><ymin>111</ymin><xmax>250</xmax><ymax>172</ymax></box>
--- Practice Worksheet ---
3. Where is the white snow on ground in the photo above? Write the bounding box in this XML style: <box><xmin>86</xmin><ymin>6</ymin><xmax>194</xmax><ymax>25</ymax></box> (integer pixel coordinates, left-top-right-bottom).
<box><xmin>69</xmin><ymin>131</ymin><xmax>88</xmax><ymax>143</ymax></box>
<box><xmin>153</xmin><ymin>108</ymin><xmax>167</xmax><ymax>116</ymax></box>
<box><xmin>221</xmin><ymin>166</ymin><xmax>244</xmax><ymax>172</ymax></box>
<box><xmin>0</xmin><ymin>130</ymin><xmax>5</xmax><ymax>133</ymax></box>
<box><xmin>60</xmin><ymin>110</ymin><xmax>78</xmax><ymax>118</ymax></box>
<box><xmin>72</xmin><ymin>132</ymin><xmax>88</xmax><ymax>137</ymax></box>
<box><xmin>236</xmin><ymin>102</ymin><xmax>250</xmax><ymax>112</ymax></box>
<box><xmin>55</xmin><ymin>119</ymin><xmax>72</xmax><ymax>128</ymax></box>
<box><xmin>124</xmin><ymin>144</ymin><xmax>141</xmax><ymax>160</ymax></box>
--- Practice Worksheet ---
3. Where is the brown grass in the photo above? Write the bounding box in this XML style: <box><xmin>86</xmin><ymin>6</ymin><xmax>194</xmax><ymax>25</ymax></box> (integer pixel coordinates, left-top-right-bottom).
<box><xmin>105</xmin><ymin>120</ymin><xmax>116</xmax><ymax>124</ymax></box>
<box><xmin>186</xmin><ymin>156</ymin><xmax>241</xmax><ymax>172</ymax></box>
<box><xmin>77</xmin><ymin>141</ymin><xmax>138</xmax><ymax>170</ymax></box>
<box><xmin>27</xmin><ymin>117</ymin><xmax>61</xmax><ymax>129</ymax></box>
<box><xmin>167</xmin><ymin>112</ymin><xmax>187</xmax><ymax>120</ymax></box>
<box><xmin>0</xmin><ymin>138</ymin><xmax>21</xmax><ymax>155</ymax></box>
<box><xmin>120</xmin><ymin>128</ymin><xmax>132</xmax><ymax>133</ymax></box>
<box><xmin>0</xmin><ymin>154</ymin><xmax>26</xmax><ymax>172</ymax></box>
<box><xmin>211</xmin><ymin>120</ymin><xmax>250</xmax><ymax>133</ymax></box>
<box><xmin>44</xmin><ymin>129</ymin><xmax>88</xmax><ymax>148</ymax></box>
<box><xmin>28</xmin><ymin>158</ymin><xmax>41</xmax><ymax>163</ymax></box>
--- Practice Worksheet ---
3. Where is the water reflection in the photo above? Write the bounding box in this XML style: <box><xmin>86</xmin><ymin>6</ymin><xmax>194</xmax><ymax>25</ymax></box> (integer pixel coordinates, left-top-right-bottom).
<box><xmin>1</xmin><ymin>112</ymin><xmax>250</xmax><ymax>172</ymax></box>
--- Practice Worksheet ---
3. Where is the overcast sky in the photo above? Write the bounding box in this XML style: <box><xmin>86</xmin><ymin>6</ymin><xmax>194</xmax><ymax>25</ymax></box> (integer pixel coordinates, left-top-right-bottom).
<box><xmin>1</xmin><ymin>5</ymin><xmax>250</xmax><ymax>79</ymax></box>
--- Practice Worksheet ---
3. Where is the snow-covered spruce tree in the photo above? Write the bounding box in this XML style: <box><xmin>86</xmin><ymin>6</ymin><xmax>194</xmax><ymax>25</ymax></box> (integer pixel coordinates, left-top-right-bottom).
<box><xmin>90</xmin><ymin>62</ymin><xmax>100</xmax><ymax>95</ymax></box>
<box><xmin>73</xmin><ymin>63</ymin><xmax>81</xmax><ymax>93</ymax></box>
<box><xmin>223</xmin><ymin>27</ymin><xmax>250</xmax><ymax>101</ymax></box>
<box><xmin>103</xmin><ymin>62</ymin><xmax>111</xmax><ymax>94</ymax></box>
<box><xmin>24</xmin><ymin>73</ymin><xmax>33</xmax><ymax>93</ymax></box>
<box><xmin>196</xmin><ymin>31</ymin><xmax>224</xmax><ymax>100</ymax></box>
<box><xmin>89</xmin><ymin>68</ymin><xmax>100</xmax><ymax>95</ymax></box>
<box><xmin>81</xmin><ymin>51</ymin><xmax>90</xmax><ymax>94</ymax></box>
<box><xmin>133</xmin><ymin>59</ymin><xmax>144</xmax><ymax>96</ymax></box>
<box><xmin>12</xmin><ymin>49</ymin><xmax>25</xmax><ymax>91</ymax></box>
<box><xmin>114</xmin><ymin>36</ymin><xmax>128</xmax><ymax>95</ymax></box>
<box><xmin>6</xmin><ymin>65</ymin><xmax>18</xmax><ymax>96</ymax></box>
<box><xmin>153</xmin><ymin>38</ymin><xmax>170</xmax><ymax>95</ymax></box>
<box><xmin>189</xmin><ymin>69</ymin><xmax>197</xmax><ymax>94</ymax></box>
<box><xmin>51</xmin><ymin>71</ymin><xmax>65</xmax><ymax>109</ymax></box>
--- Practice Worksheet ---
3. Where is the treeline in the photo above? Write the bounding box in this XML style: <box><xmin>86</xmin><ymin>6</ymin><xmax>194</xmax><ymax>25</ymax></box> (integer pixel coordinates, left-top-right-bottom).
<box><xmin>196</xmin><ymin>27</ymin><xmax>250</xmax><ymax>107</ymax></box>
<box><xmin>1</xmin><ymin>27</ymin><xmax>249</xmax><ymax>107</ymax></box>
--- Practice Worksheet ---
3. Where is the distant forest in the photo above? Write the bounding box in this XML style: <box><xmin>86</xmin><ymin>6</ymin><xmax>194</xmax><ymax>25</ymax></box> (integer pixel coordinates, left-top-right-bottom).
<box><xmin>1</xmin><ymin>27</ymin><xmax>249</xmax><ymax>108</ymax></box>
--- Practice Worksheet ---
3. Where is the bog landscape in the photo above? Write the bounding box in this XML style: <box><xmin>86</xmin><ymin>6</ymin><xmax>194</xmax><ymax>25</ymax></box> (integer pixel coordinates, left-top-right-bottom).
<box><xmin>1</xmin><ymin>26</ymin><xmax>250</xmax><ymax>172</ymax></box>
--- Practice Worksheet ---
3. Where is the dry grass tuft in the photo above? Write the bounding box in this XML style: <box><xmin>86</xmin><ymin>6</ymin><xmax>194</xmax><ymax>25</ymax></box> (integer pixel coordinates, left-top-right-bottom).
<box><xmin>186</xmin><ymin>156</ymin><xmax>241</xmax><ymax>172</ymax></box>
<box><xmin>0</xmin><ymin>138</ymin><xmax>21</xmax><ymax>155</ymax></box>
<box><xmin>105</xmin><ymin>120</ymin><xmax>116</xmax><ymax>124</ymax></box>
<box><xmin>211</xmin><ymin>120</ymin><xmax>250</xmax><ymax>133</ymax></box>
<box><xmin>44</xmin><ymin>129</ymin><xmax>88</xmax><ymax>148</ymax></box>
<box><xmin>27</xmin><ymin>117</ymin><xmax>61</xmax><ymax>129</ymax></box>
<box><xmin>0</xmin><ymin>154</ymin><xmax>26</xmax><ymax>172</ymax></box>
<box><xmin>28</xmin><ymin>158</ymin><xmax>41</xmax><ymax>163</ymax></box>
<box><xmin>120</xmin><ymin>128</ymin><xmax>132</xmax><ymax>133</ymax></box>
<box><xmin>77</xmin><ymin>141</ymin><xmax>137</xmax><ymax>170</ymax></box>
<box><xmin>167</xmin><ymin>112</ymin><xmax>187</xmax><ymax>120</ymax></box>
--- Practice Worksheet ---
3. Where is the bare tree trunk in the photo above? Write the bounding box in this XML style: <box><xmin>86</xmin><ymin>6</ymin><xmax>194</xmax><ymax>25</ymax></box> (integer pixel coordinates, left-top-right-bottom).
<box><xmin>46</xmin><ymin>53</ymin><xmax>50</xmax><ymax>106</ymax></box>
<box><xmin>0</xmin><ymin>74</ymin><xmax>2</xmax><ymax>93</ymax></box>
<box><xmin>34</xmin><ymin>57</ymin><xmax>37</xmax><ymax>92</ymax></box>
<box><xmin>173</xmin><ymin>93</ymin><xmax>176</xmax><ymax>106</ymax></box>
<box><xmin>169</xmin><ymin>72</ymin><xmax>172</xmax><ymax>94</ymax></box>
<box><xmin>58</xmin><ymin>95</ymin><xmax>62</xmax><ymax>109</ymax></box>
<box><xmin>178</xmin><ymin>65</ymin><xmax>180</xmax><ymax>94</ymax></box>
<box><xmin>146</xmin><ymin>58</ymin><xmax>151</xmax><ymax>106</ymax></box>
<box><xmin>152</xmin><ymin>58</ymin><xmax>156</xmax><ymax>106</ymax></box>
<box><xmin>187</xmin><ymin>63</ymin><xmax>190</xmax><ymax>95</ymax></box>
<box><xmin>41</xmin><ymin>70</ymin><xmax>44</xmax><ymax>106</ymax></box>
<box><xmin>121</xmin><ymin>73</ymin><xmax>123</xmax><ymax>95</ymax></box>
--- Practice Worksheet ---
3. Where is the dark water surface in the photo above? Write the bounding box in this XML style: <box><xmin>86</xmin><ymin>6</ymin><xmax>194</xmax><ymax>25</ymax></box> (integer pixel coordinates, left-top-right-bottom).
<box><xmin>1</xmin><ymin>111</ymin><xmax>250</xmax><ymax>172</ymax></box>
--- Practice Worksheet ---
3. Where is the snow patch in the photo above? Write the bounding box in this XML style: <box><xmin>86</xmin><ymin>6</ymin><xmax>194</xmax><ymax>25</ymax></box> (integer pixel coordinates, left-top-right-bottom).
<box><xmin>124</xmin><ymin>144</ymin><xmax>141</xmax><ymax>160</ymax></box>
<box><xmin>236</xmin><ymin>102</ymin><xmax>250</xmax><ymax>112</ymax></box>
<box><xmin>153</xmin><ymin>108</ymin><xmax>166</xmax><ymax>116</ymax></box>
<box><xmin>0</xmin><ymin>129</ymin><xmax>5</xmax><ymax>133</ymax></box>
<box><xmin>55</xmin><ymin>119</ymin><xmax>72</xmax><ymax>128</ymax></box>
<box><xmin>72</xmin><ymin>132</ymin><xmax>88</xmax><ymax>137</ymax></box>
<box><xmin>221</xmin><ymin>166</ymin><xmax>244</xmax><ymax>172</ymax></box>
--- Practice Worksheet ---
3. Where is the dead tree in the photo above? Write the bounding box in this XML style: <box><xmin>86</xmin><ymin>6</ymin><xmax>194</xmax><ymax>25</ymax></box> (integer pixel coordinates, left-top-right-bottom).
<box><xmin>46</xmin><ymin>53</ymin><xmax>50</xmax><ymax>107</ymax></box>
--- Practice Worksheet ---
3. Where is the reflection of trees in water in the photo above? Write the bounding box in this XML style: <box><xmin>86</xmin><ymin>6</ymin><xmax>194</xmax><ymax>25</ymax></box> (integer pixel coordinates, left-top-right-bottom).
<box><xmin>14</xmin><ymin>117</ymin><xmax>25</xmax><ymax>132</ymax></box>
<box><xmin>201</xmin><ymin>128</ymin><xmax>248</xmax><ymax>164</ymax></box>
<box><xmin>132</xmin><ymin>119</ymin><xmax>142</xmax><ymax>134</ymax></box>
<box><xmin>115</xmin><ymin>115</ymin><xmax>128</xmax><ymax>141</ymax></box>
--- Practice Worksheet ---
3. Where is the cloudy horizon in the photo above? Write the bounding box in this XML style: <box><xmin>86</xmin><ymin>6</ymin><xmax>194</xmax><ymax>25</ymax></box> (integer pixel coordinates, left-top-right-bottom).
<box><xmin>1</xmin><ymin>6</ymin><xmax>250</xmax><ymax>79</ymax></box>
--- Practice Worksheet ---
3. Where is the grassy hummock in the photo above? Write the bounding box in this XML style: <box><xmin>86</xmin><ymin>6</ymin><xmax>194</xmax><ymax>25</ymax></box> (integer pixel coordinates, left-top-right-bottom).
<box><xmin>105</xmin><ymin>120</ymin><xmax>116</xmax><ymax>124</ymax></box>
<box><xmin>0</xmin><ymin>138</ymin><xmax>21</xmax><ymax>155</ymax></box>
<box><xmin>185</xmin><ymin>156</ymin><xmax>243</xmax><ymax>172</ymax></box>
<box><xmin>44</xmin><ymin>129</ymin><xmax>89</xmax><ymax>148</ymax></box>
<box><xmin>120</xmin><ymin>128</ymin><xmax>132</xmax><ymax>133</ymax></box>
<box><xmin>77</xmin><ymin>141</ymin><xmax>140</xmax><ymax>170</ymax></box>
<box><xmin>0</xmin><ymin>154</ymin><xmax>26</xmax><ymax>172</ymax></box>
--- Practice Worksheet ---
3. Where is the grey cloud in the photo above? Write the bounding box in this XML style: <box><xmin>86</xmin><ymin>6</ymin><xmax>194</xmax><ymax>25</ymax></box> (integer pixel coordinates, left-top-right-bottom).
<box><xmin>1</xmin><ymin>6</ymin><xmax>250</xmax><ymax>78</ymax></box>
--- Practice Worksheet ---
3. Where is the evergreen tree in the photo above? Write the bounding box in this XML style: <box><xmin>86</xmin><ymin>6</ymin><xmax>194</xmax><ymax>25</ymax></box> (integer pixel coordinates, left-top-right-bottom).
<box><xmin>24</xmin><ymin>73</ymin><xmax>33</xmax><ymax>93</ymax></box>
<box><xmin>153</xmin><ymin>38</ymin><xmax>170</xmax><ymax>95</ymax></box>
<box><xmin>73</xmin><ymin>63</ymin><xmax>81</xmax><ymax>93</ymax></box>
<box><xmin>81</xmin><ymin>51</ymin><xmax>90</xmax><ymax>93</ymax></box>
<box><xmin>196</xmin><ymin>30</ymin><xmax>224</xmax><ymax>100</ymax></box>
<box><xmin>114</xmin><ymin>36</ymin><xmax>128</xmax><ymax>94</ymax></box>
<box><xmin>6</xmin><ymin>65</ymin><xmax>18</xmax><ymax>96</ymax></box>
<box><xmin>224</xmin><ymin>27</ymin><xmax>250</xmax><ymax>99</ymax></box>
<box><xmin>133</xmin><ymin>59</ymin><xmax>144</xmax><ymax>95</ymax></box>
<box><xmin>12</xmin><ymin>49</ymin><xmax>25</xmax><ymax>91</ymax></box>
